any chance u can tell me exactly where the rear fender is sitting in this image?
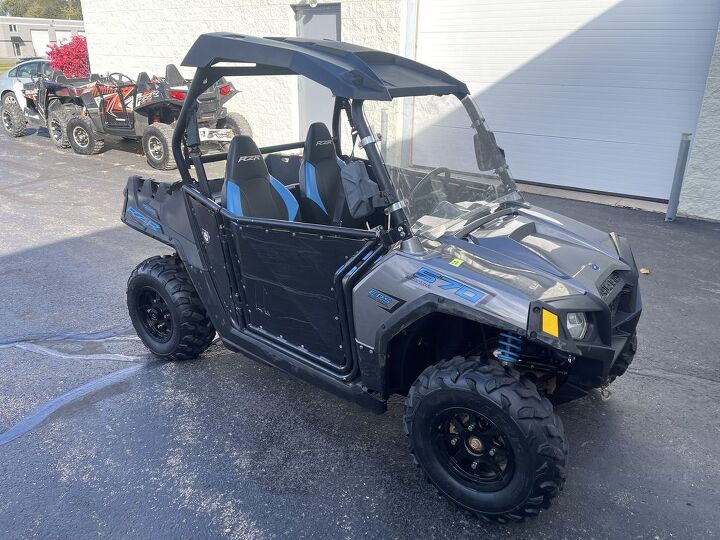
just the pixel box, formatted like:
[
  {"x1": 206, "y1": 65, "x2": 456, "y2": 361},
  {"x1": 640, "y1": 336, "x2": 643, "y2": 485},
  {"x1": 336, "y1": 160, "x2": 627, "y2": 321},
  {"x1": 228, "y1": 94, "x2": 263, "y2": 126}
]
[{"x1": 121, "y1": 175, "x2": 204, "y2": 269}]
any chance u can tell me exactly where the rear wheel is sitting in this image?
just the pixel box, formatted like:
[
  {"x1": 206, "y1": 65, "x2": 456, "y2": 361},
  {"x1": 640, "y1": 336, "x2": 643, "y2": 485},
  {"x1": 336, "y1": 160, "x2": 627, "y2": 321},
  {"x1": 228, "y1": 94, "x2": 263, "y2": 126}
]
[
  {"x1": 47, "y1": 104, "x2": 79, "y2": 149},
  {"x1": 404, "y1": 357, "x2": 567, "y2": 522},
  {"x1": 1, "y1": 101, "x2": 26, "y2": 137},
  {"x1": 142, "y1": 122, "x2": 176, "y2": 170},
  {"x1": 67, "y1": 115, "x2": 104, "y2": 154},
  {"x1": 217, "y1": 112, "x2": 252, "y2": 138},
  {"x1": 127, "y1": 255, "x2": 215, "y2": 360}
]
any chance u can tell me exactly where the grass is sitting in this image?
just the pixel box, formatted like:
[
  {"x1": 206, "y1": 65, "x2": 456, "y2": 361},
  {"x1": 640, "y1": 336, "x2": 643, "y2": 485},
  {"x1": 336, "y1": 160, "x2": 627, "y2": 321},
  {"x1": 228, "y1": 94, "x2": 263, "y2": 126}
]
[{"x1": 0, "y1": 60, "x2": 15, "y2": 74}]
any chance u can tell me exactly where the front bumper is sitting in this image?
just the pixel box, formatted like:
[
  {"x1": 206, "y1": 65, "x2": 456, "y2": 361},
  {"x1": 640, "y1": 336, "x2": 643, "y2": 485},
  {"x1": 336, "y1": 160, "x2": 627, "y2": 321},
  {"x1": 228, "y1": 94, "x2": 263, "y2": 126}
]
[{"x1": 527, "y1": 235, "x2": 642, "y2": 390}]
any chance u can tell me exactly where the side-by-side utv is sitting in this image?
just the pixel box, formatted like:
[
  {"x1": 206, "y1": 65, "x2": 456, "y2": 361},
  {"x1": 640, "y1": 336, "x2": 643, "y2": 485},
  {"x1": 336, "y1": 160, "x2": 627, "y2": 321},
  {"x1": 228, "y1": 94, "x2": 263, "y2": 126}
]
[
  {"x1": 0, "y1": 68, "x2": 91, "y2": 149},
  {"x1": 62, "y1": 64, "x2": 248, "y2": 170},
  {"x1": 121, "y1": 33, "x2": 641, "y2": 522},
  {"x1": 1, "y1": 65, "x2": 250, "y2": 170}
]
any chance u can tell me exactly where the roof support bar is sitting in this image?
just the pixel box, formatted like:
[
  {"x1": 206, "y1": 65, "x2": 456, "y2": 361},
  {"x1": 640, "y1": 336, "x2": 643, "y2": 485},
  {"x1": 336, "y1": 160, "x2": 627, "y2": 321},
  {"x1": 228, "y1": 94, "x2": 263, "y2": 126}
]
[{"x1": 350, "y1": 99, "x2": 412, "y2": 236}]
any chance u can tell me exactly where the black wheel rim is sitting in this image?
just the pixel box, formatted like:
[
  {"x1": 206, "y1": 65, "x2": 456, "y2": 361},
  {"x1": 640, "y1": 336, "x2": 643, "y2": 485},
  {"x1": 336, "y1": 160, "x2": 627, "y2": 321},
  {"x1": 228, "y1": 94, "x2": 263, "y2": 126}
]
[
  {"x1": 431, "y1": 407, "x2": 515, "y2": 491},
  {"x1": 137, "y1": 287, "x2": 173, "y2": 342}
]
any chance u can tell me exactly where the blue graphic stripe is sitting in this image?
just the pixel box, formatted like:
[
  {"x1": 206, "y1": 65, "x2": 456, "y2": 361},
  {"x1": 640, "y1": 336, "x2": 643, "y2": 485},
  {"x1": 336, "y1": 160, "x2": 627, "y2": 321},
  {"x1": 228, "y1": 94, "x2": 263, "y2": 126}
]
[
  {"x1": 303, "y1": 161, "x2": 328, "y2": 215},
  {"x1": 226, "y1": 182, "x2": 243, "y2": 217},
  {"x1": 269, "y1": 175, "x2": 299, "y2": 221}
]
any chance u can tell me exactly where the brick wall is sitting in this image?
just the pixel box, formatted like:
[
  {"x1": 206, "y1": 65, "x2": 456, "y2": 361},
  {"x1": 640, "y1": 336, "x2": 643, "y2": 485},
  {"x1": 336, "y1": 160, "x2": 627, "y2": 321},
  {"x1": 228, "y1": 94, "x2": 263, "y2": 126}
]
[{"x1": 80, "y1": 0, "x2": 405, "y2": 148}]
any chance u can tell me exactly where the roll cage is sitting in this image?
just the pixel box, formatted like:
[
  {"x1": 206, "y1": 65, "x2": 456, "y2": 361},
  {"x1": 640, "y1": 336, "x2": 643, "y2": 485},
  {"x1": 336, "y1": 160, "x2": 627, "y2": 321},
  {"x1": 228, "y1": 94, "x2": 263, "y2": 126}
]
[{"x1": 171, "y1": 33, "x2": 472, "y2": 237}]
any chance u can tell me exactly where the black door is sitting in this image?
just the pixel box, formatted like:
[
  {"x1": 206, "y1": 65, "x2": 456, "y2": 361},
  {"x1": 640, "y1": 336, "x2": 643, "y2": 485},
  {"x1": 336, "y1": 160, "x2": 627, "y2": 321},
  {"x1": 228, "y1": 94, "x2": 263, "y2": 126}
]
[
  {"x1": 99, "y1": 82, "x2": 135, "y2": 130},
  {"x1": 230, "y1": 222, "x2": 369, "y2": 368}
]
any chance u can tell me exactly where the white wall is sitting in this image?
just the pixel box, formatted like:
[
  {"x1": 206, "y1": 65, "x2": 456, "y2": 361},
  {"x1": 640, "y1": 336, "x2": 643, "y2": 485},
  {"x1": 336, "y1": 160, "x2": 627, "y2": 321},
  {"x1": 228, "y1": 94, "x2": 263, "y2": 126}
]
[{"x1": 80, "y1": 0, "x2": 405, "y2": 148}]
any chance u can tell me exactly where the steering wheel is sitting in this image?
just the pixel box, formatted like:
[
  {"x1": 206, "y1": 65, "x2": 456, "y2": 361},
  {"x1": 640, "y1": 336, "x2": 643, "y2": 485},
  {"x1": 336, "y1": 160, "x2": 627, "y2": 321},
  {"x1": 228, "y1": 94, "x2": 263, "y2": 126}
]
[
  {"x1": 405, "y1": 167, "x2": 452, "y2": 215},
  {"x1": 108, "y1": 72, "x2": 134, "y2": 85}
]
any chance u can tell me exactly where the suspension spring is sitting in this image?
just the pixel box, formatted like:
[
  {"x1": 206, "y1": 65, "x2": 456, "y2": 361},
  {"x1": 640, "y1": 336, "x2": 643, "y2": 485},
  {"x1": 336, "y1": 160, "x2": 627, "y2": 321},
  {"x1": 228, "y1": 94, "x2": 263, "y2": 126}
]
[{"x1": 494, "y1": 332, "x2": 523, "y2": 364}]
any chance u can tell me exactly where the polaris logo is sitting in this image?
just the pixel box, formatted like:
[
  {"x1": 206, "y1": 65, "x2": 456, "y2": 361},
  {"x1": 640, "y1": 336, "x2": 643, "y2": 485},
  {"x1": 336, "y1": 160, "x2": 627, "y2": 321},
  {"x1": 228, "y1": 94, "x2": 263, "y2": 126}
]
[
  {"x1": 315, "y1": 140, "x2": 333, "y2": 146},
  {"x1": 237, "y1": 155, "x2": 262, "y2": 162}
]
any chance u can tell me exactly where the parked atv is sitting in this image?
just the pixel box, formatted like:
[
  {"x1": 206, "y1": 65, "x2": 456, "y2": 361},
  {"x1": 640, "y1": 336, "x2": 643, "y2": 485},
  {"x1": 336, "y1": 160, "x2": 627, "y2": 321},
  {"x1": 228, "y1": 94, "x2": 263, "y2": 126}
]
[
  {"x1": 64, "y1": 64, "x2": 249, "y2": 170},
  {"x1": 0, "y1": 70, "x2": 88, "y2": 149},
  {"x1": 121, "y1": 34, "x2": 641, "y2": 522}
]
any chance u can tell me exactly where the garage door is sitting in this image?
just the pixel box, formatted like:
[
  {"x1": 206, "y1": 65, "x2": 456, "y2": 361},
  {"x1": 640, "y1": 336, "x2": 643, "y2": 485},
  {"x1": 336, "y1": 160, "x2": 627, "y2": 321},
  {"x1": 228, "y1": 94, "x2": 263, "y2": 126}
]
[
  {"x1": 30, "y1": 29, "x2": 50, "y2": 56},
  {"x1": 412, "y1": 0, "x2": 720, "y2": 200}
]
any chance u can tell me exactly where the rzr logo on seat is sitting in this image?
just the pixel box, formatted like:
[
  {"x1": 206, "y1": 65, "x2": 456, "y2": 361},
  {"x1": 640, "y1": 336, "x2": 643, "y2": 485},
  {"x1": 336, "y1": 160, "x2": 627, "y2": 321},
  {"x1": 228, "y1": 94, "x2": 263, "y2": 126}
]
[
  {"x1": 315, "y1": 140, "x2": 333, "y2": 146},
  {"x1": 237, "y1": 155, "x2": 262, "y2": 162}
]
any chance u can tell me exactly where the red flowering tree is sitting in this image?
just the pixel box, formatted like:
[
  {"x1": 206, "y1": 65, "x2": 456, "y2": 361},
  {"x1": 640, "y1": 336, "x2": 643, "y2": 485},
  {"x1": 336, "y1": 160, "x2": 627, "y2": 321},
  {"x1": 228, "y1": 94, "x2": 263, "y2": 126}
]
[{"x1": 47, "y1": 35, "x2": 90, "y2": 78}]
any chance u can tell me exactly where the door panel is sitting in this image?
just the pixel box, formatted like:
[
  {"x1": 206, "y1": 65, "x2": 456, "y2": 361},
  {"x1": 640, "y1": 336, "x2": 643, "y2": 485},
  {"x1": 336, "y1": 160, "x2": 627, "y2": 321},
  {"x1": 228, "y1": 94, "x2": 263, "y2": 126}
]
[
  {"x1": 97, "y1": 82, "x2": 135, "y2": 129},
  {"x1": 231, "y1": 223, "x2": 367, "y2": 366}
]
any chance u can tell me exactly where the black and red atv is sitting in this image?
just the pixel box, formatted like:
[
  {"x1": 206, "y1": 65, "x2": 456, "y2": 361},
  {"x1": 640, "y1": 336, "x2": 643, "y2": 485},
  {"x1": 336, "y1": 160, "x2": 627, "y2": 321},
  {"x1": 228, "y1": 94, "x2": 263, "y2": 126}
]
[
  {"x1": 1, "y1": 64, "x2": 251, "y2": 170},
  {"x1": 64, "y1": 65, "x2": 250, "y2": 170},
  {"x1": 0, "y1": 68, "x2": 91, "y2": 150}
]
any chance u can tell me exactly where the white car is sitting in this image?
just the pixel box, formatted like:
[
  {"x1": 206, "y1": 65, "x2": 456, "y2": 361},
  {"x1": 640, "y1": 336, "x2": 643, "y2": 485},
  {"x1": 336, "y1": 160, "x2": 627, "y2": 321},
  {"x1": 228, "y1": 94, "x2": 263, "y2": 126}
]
[{"x1": 0, "y1": 58, "x2": 50, "y2": 108}]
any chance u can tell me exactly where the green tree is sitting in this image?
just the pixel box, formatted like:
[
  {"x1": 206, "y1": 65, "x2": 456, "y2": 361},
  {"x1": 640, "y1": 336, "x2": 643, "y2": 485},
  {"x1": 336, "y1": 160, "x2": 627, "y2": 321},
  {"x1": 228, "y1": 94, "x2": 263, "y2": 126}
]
[
  {"x1": 1, "y1": 0, "x2": 83, "y2": 19},
  {"x1": 0, "y1": 0, "x2": 29, "y2": 17}
]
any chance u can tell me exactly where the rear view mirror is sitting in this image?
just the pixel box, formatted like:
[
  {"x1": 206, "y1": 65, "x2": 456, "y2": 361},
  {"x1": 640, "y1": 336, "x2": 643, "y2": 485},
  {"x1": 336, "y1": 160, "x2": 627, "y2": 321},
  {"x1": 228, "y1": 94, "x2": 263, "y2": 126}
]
[{"x1": 473, "y1": 129, "x2": 506, "y2": 172}]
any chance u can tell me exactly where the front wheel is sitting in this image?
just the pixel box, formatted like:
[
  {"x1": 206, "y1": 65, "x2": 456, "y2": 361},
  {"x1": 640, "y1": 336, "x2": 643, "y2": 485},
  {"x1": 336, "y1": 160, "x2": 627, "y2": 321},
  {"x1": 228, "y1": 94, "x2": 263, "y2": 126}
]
[
  {"x1": 1, "y1": 101, "x2": 27, "y2": 137},
  {"x1": 609, "y1": 333, "x2": 637, "y2": 382},
  {"x1": 48, "y1": 104, "x2": 80, "y2": 149},
  {"x1": 404, "y1": 357, "x2": 567, "y2": 522},
  {"x1": 142, "y1": 123, "x2": 176, "y2": 170},
  {"x1": 127, "y1": 255, "x2": 215, "y2": 360}
]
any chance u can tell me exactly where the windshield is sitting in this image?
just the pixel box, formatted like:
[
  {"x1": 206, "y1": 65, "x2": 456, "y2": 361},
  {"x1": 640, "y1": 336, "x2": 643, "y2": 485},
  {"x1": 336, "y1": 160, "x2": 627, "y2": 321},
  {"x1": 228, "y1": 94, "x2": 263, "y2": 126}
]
[{"x1": 365, "y1": 94, "x2": 521, "y2": 239}]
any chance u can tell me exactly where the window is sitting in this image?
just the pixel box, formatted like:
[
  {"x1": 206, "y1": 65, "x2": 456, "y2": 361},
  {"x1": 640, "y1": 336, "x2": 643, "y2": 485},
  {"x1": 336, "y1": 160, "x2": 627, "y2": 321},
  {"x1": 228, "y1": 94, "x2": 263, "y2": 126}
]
[
  {"x1": 16, "y1": 63, "x2": 33, "y2": 77},
  {"x1": 8, "y1": 67, "x2": 17, "y2": 77},
  {"x1": 9, "y1": 24, "x2": 18, "y2": 32},
  {"x1": 12, "y1": 42, "x2": 21, "y2": 56}
]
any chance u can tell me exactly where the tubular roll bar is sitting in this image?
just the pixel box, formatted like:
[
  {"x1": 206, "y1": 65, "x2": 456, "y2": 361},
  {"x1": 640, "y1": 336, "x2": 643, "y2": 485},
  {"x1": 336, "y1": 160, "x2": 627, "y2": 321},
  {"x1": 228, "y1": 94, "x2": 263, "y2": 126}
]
[
  {"x1": 186, "y1": 141, "x2": 306, "y2": 167},
  {"x1": 171, "y1": 66, "x2": 414, "y2": 233}
]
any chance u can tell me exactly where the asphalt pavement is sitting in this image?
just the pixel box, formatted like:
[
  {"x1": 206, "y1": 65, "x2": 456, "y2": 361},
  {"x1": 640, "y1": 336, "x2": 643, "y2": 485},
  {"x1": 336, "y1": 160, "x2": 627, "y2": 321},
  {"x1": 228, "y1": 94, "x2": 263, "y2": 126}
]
[{"x1": 1, "y1": 127, "x2": 719, "y2": 539}]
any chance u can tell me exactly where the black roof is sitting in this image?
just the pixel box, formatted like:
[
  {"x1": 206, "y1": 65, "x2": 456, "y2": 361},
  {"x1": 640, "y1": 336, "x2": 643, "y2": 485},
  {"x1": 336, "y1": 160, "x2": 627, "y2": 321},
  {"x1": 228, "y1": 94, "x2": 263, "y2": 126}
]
[{"x1": 181, "y1": 33, "x2": 469, "y2": 101}]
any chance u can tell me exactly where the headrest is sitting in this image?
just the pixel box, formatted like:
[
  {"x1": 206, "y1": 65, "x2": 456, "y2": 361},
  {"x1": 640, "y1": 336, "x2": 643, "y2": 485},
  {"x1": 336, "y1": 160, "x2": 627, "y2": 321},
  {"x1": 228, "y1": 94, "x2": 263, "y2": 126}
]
[
  {"x1": 136, "y1": 71, "x2": 150, "y2": 88},
  {"x1": 165, "y1": 64, "x2": 185, "y2": 86},
  {"x1": 226, "y1": 135, "x2": 269, "y2": 183},
  {"x1": 303, "y1": 122, "x2": 337, "y2": 164}
]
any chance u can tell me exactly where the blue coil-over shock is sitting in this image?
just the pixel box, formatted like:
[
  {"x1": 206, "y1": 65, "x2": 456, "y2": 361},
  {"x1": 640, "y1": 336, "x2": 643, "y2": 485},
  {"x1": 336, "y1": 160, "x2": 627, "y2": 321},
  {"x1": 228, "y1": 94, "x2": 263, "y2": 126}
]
[{"x1": 494, "y1": 332, "x2": 523, "y2": 363}]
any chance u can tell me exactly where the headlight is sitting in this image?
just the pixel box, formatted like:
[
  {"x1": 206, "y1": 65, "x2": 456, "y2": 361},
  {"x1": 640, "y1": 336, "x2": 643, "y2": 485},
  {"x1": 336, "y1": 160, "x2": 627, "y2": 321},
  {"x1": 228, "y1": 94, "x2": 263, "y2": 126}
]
[{"x1": 566, "y1": 312, "x2": 588, "y2": 340}]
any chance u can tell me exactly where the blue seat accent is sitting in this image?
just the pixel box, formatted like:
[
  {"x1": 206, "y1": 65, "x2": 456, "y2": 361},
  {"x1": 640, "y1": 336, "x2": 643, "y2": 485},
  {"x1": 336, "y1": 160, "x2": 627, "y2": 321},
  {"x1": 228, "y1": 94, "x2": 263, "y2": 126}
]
[
  {"x1": 226, "y1": 182, "x2": 243, "y2": 217},
  {"x1": 269, "y1": 175, "x2": 299, "y2": 221},
  {"x1": 302, "y1": 161, "x2": 328, "y2": 215}
]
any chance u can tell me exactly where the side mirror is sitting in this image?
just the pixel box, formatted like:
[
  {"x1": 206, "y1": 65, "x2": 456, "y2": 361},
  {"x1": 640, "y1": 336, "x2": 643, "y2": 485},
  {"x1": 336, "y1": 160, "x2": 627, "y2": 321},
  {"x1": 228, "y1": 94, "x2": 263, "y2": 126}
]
[{"x1": 473, "y1": 129, "x2": 506, "y2": 171}]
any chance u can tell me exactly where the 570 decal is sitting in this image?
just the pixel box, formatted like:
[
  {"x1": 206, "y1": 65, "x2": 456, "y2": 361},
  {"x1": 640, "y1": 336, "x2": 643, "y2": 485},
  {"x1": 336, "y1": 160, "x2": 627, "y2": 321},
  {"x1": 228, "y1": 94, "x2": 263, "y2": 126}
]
[{"x1": 412, "y1": 267, "x2": 487, "y2": 304}]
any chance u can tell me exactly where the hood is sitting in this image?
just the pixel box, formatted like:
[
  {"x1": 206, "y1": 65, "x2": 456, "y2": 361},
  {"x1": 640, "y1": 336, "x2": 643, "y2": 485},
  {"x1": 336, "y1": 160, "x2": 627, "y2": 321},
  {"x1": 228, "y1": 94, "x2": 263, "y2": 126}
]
[{"x1": 437, "y1": 204, "x2": 632, "y2": 300}]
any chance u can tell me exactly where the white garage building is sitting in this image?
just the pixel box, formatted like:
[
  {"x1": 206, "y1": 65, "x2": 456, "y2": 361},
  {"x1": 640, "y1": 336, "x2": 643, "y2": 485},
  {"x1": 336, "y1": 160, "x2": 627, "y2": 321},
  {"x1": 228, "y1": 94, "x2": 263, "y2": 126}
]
[{"x1": 80, "y1": 0, "x2": 720, "y2": 220}]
